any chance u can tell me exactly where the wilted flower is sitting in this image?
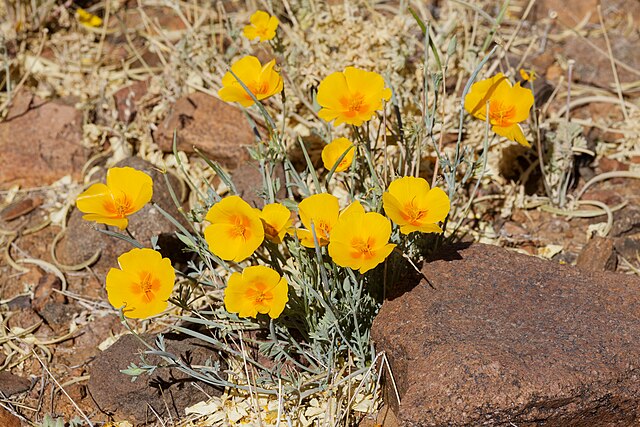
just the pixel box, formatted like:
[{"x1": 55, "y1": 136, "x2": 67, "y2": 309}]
[
  {"x1": 106, "y1": 248, "x2": 175, "y2": 319},
  {"x1": 224, "y1": 265, "x2": 288, "y2": 319},
  {"x1": 204, "y1": 196, "x2": 264, "y2": 262},
  {"x1": 243, "y1": 10, "x2": 279, "y2": 42},
  {"x1": 464, "y1": 73, "x2": 534, "y2": 147},
  {"x1": 382, "y1": 176, "x2": 450, "y2": 234},
  {"x1": 317, "y1": 67, "x2": 392, "y2": 126},
  {"x1": 259, "y1": 203, "x2": 292, "y2": 244},
  {"x1": 76, "y1": 8, "x2": 102, "y2": 28},
  {"x1": 519, "y1": 69, "x2": 536, "y2": 82},
  {"x1": 218, "y1": 56, "x2": 283, "y2": 107},
  {"x1": 76, "y1": 167, "x2": 152, "y2": 230},
  {"x1": 321, "y1": 137, "x2": 355, "y2": 172},
  {"x1": 328, "y1": 201, "x2": 395, "y2": 273},
  {"x1": 296, "y1": 193, "x2": 340, "y2": 248}
]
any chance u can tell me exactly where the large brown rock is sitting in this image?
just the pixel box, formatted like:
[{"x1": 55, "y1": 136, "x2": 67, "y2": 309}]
[
  {"x1": 372, "y1": 243, "x2": 640, "y2": 426},
  {"x1": 154, "y1": 92, "x2": 256, "y2": 169},
  {"x1": 0, "y1": 92, "x2": 88, "y2": 189},
  {"x1": 88, "y1": 333, "x2": 225, "y2": 425}
]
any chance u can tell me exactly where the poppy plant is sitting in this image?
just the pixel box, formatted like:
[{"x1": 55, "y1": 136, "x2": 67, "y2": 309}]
[
  {"x1": 76, "y1": 167, "x2": 152, "y2": 230},
  {"x1": 224, "y1": 265, "x2": 288, "y2": 319},
  {"x1": 218, "y1": 56, "x2": 283, "y2": 107},
  {"x1": 328, "y1": 201, "x2": 395, "y2": 273},
  {"x1": 382, "y1": 176, "x2": 450, "y2": 234},
  {"x1": 204, "y1": 196, "x2": 265, "y2": 262},
  {"x1": 321, "y1": 137, "x2": 355, "y2": 172},
  {"x1": 296, "y1": 193, "x2": 340, "y2": 248},
  {"x1": 316, "y1": 67, "x2": 392, "y2": 126},
  {"x1": 105, "y1": 248, "x2": 175, "y2": 319},
  {"x1": 464, "y1": 73, "x2": 534, "y2": 147},
  {"x1": 243, "y1": 10, "x2": 279, "y2": 42},
  {"x1": 259, "y1": 203, "x2": 292, "y2": 244}
]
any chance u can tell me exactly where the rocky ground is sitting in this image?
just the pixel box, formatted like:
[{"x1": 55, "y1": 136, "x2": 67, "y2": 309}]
[{"x1": 1, "y1": 0, "x2": 640, "y2": 426}]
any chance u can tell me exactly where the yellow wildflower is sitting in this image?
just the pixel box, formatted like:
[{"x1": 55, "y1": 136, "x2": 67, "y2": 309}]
[
  {"x1": 218, "y1": 56, "x2": 283, "y2": 107},
  {"x1": 243, "y1": 10, "x2": 279, "y2": 42},
  {"x1": 204, "y1": 196, "x2": 264, "y2": 262},
  {"x1": 259, "y1": 203, "x2": 292, "y2": 244},
  {"x1": 76, "y1": 167, "x2": 152, "y2": 230},
  {"x1": 76, "y1": 8, "x2": 103, "y2": 28},
  {"x1": 328, "y1": 201, "x2": 395, "y2": 274},
  {"x1": 464, "y1": 72, "x2": 534, "y2": 147},
  {"x1": 382, "y1": 176, "x2": 450, "y2": 234},
  {"x1": 317, "y1": 67, "x2": 392, "y2": 126},
  {"x1": 106, "y1": 248, "x2": 175, "y2": 319},
  {"x1": 296, "y1": 193, "x2": 340, "y2": 248},
  {"x1": 321, "y1": 137, "x2": 355, "y2": 172},
  {"x1": 224, "y1": 265, "x2": 288, "y2": 319}
]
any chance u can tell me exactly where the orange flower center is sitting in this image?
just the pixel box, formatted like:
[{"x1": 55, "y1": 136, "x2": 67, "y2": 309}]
[
  {"x1": 105, "y1": 194, "x2": 134, "y2": 218},
  {"x1": 489, "y1": 100, "x2": 516, "y2": 127},
  {"x1": 246, "y1": 283, "x2": 273, "y2": 306},
  {"x1": 316, "y1": 220, "x2": 331, "y2": 241},
  {"x1": 340, "y1": 93, "x2": 368, "y2": 118},
  {"x1": 402, "y1": 202, "x2": 427, "y2": 226},
  {"x1": 248, "y1": 80, "x2": 269, "y2": 96},
  {"x1": 351, "y1": 237, "x2": 375, "y2": 259},
  {"x1": 229, "y1": 215, "x2": 251, "y2": 241},
  {"x1": 134, "y1": 271, "x2": 161, "y2": 303}
]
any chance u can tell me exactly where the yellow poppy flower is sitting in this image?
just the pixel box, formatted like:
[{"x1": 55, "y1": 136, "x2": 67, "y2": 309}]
[
  {"x1": 259, "y1": 203, "x2": 292, "y2": 244},
  {"x1": 76, "y1": 8, "x2": 103, "y2": 28},
  {"x1": 317, "y1": 67, "x2": 392, "y2": 127},
  {"x1": 382, "y1": 176, "x2": 450, "y2": 235},
  {"x1": 321, "y1": 137, "x2": 355, "y2": 172},
  {"x1": 204, "y1": 196, "x2": 264, "y2": 262},
  {"x1": 243, "y1": 10, "x2": 279, "y2": 42},
  {"x1": 224, "y1": 265, "x2": 288, "y2": 319},
  {"x1": 76, "y1": 167, "x2": 153, "y2": 230},
  {"x1": 328, "y1": 201, "x2": 395, "y2": 274},
  {"x1": 464, "y1": 72, "x2": 534, "y2": 147},
  {"x1": 218, "y1": 56, "x2": 283, "y2": 107},
  {"x1": 296, "y1": 193, "x2": 340, "y2": 248},
  {"x1": 106, "y1": 248, "x2": 175, "y2": 319}
]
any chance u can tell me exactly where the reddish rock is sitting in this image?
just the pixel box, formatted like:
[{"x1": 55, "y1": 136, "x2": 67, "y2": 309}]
[
  {"x1": 88, "y1": 333, "x2": 225, "y2": 424},
  {"x1": 32, "y1": 270, "x2": 65, "y2": 314},
  {"x1": 154, "y1": 92, "x2": 256, "y2": 169},
  {"x1": 373, "y1": 243, "x2": 640, "y2": 426},
  {"x1": 113, "y1": 79, "x2": 149, "y2": 123},
  {"x1": 0, "y1": 371, "x2": 31, "y2": 396},
  {"x1": 231, "y1": 160, "x2": 287, "y2": 207},
  {"x1": 575, "y1": 236, "x2": 617, "y2": 272},
  {"x1": 0, "y1": 407, "x2": 21, "y2": 427},
  {"x1": 0, "y1": 94, "x2": 88, "y2": 189},
  {"x1": 0, "y1": 196, "x2": 42, "y2": 221}
]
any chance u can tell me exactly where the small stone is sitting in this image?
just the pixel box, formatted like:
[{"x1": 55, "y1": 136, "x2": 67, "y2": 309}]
[
  {"x1": 88, "y1": 333, "x2": 225, "y2": 424},
  {"x1": 154, "y1": 92, "x2": 257, "y2": 169},
  {"x1": 0, "y1": 94, "x2": 88, "y2": 189},
  {"x1": 0, "y1": 371, "x2": 31, "y2": 396},
  {"x1": 230, "y1": 160, "x2": 287, "y2": 207},
  {"x1": 373, "y1": 243, "x2": 640, "y2": 425},
  {"x1": 0, "y1": 196, "x2": 43, "y2": 221},
  {"x1": 32, "y1": 271, "x2": 65, "y2": 314},
  {"x1": 576, "y1": 236, "x2": 617, "y2": 272},
  {"x1": 113, "y1": 79, "x2": 149, "y2": 123}
]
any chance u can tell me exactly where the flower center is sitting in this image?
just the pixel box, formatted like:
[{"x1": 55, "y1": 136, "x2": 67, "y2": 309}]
[
  {"x1": 136, "y1": 271, "x2": 160, "y2": 303},
  {"x1": 351, "y1": 237, "x2": 375, "y2": 259},
  {"x1": 402, "y1": 202, "x2": 427, "y2": 225},
  {"x1": 105, "y1": 194, "x2": 133, "y2": 218},
  {"x1": 248, "y1": 81, "x2": 269, "y2": 96},
  {"x1": 316, "y1": 220, "x2": 331, "y2": 241},
  {"x1": 247, "y1": 283, "x2": 273, "y2": 305},
  {"x1": 340, "y1": 93, "x2": 368, "y2": 117},
  {"x1": 229, "y1": 215, "x2": 251, "y2": 241},
  {"x1": 489, "y1": 100, "x2": 516, "y2": 127}
]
